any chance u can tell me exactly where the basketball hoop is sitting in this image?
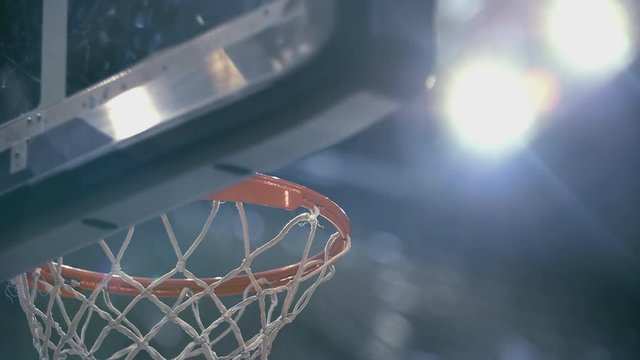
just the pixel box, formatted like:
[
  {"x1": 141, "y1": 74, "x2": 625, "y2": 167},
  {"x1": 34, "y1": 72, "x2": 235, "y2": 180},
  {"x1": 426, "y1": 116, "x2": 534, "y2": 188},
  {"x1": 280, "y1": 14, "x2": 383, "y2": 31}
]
[{"x1": 11, "y1": 175, "x2": 350, "y2": 359}]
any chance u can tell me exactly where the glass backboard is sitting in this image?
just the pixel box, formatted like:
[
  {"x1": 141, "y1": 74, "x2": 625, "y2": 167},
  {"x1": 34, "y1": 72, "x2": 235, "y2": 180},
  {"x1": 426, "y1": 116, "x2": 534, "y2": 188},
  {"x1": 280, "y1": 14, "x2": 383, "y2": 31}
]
[{"x1": 0, "y1": 0, "x2": 436, "y2": 279}]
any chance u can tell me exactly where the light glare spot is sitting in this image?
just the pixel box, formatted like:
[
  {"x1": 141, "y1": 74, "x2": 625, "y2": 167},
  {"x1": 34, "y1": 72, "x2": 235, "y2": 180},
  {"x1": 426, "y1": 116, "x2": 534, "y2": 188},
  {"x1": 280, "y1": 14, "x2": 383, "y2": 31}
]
[
  {"x1": 375, "y1": 269, "x2": 418, "y2": 312},
  {"x1": 208, "y1": 49, "x2": 246, "y2": 90},
  {"x1": 545, "y1": 0, "x2": 633, "y2": 76},
  {"x1": 374, "y1": 312, "x2": 413, "y2": 348},
  {"x1": 525, "y1": 69, "x2": 561, "y2": 114},
  {"x1": 445, "y1": 59, "x2": 537, "y2": 154},
  {"x1": 440, "y1": 0, "x2": 484, "y2": 22},
  {"x1": 367, "y1": 232, "x2": 404, "y2": 265},
  {"x1": 105, "y1": 87, "x2": 161, "y2": 140}
]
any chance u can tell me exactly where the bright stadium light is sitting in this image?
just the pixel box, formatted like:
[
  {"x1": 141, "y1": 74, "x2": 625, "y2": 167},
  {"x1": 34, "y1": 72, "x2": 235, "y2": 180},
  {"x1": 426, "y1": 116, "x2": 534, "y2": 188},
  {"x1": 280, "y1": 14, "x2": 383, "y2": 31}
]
[
  {"x1": 444, "y1": 58, "x2": 538, "y2": 155},
  {"x1": 544, "y1": 0, "x2": 633, "y2": 76}
]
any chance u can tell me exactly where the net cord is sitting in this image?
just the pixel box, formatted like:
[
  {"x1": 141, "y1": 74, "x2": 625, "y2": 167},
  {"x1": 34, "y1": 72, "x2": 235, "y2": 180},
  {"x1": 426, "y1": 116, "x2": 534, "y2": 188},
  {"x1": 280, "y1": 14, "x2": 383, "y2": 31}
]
[{"x1": 12, "y1": 200, "x2": 350, "y2": 360}]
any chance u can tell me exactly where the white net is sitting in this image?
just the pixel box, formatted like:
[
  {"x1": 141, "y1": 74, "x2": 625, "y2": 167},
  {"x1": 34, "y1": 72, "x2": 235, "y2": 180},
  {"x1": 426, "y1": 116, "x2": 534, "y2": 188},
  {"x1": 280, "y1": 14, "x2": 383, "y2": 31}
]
[{"x1": 12, "y1": 200, "x2": 350, "y2": 360}]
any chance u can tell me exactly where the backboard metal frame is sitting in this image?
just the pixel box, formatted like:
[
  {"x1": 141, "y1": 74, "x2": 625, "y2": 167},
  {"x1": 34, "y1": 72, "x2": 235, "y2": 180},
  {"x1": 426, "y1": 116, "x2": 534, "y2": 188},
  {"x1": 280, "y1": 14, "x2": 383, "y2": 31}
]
[
  {"x1": 0, "y1": 0, "x2": 323, "y2": 182},
  {"x1": 0, "y1": 0, "x2": 436, "y2": 280}
]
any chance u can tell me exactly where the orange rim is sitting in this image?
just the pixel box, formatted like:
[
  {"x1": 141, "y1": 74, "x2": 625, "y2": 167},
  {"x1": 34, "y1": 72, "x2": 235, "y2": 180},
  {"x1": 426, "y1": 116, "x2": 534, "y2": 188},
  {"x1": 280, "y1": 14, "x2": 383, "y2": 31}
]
[{"x1": 32, "y1": 175, "x2": 350, "y2": 297}]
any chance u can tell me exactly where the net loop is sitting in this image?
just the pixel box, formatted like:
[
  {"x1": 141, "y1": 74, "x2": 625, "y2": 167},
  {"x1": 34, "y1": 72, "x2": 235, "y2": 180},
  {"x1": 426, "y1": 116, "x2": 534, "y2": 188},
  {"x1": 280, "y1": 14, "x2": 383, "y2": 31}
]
[{"x1": 13, "y1": 175, "x2": 350, "y2": 359}]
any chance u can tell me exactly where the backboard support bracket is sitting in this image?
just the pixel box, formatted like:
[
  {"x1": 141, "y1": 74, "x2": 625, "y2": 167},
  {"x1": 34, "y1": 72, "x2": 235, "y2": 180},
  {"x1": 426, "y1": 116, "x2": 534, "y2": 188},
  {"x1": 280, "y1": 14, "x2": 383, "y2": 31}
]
[
  {"x1": 9, "y1": 140, "x2": 28, "y2": 174},
  {"x1": 40, "y1": 0, "x2": 68, "y2": 107}
]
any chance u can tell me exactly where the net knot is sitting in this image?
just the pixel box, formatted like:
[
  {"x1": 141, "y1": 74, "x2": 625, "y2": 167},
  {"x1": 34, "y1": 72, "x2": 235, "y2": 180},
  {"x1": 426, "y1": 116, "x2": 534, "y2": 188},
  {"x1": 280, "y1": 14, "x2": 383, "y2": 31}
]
[
  {"x1": 110, "y1": 264, "x2": 121, "y2": 273},
  {"x1": 194, "y1": 335, "x2": 207, "y2": 345},
  {"x1": 298, "y1": 206, "x2": 321, "y2": 228},
  {"x1": 309, "y1": 206, "x2": 320, "y2": 222},
  {"x1": 65, "y1": 278, "x2": 80, "y2": 289},
  {"x1": 241, "y1": 258, "x2": 252, "y2": 269},
  {"x1": 176, "y1": 260, "x2": 186, "y2": 273},
  {"x1": 221, "y1": 312, "x2": 232, "y2": 321},
  {"x1": 32, "y1": 267, "x2": 41, "y2": 277},
  {"x1": 136, "y1": 340, "x2": 148, "y2": 349}
]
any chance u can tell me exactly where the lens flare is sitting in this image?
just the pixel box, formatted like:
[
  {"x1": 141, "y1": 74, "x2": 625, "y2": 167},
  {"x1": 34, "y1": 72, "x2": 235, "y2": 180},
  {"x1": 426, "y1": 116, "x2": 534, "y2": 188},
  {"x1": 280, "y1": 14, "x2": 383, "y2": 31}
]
[
  {"x1": 544, "y1": 0, "x2": 633, "y2": 76},
  {"x1": 444, "y1": 58, "x2": 537, "y2": 155}
]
